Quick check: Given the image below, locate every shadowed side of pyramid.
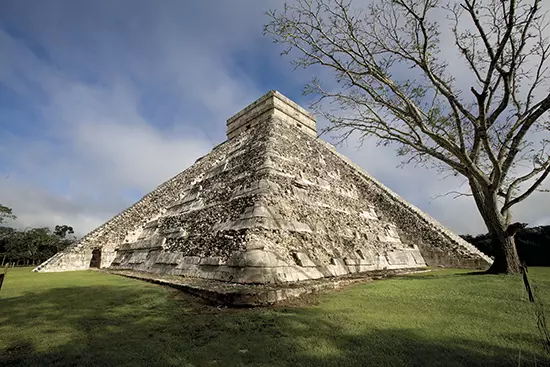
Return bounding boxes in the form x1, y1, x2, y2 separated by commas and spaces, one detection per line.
34, 90, 491, 304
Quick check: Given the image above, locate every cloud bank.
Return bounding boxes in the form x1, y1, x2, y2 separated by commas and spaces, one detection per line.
0, 0, 548, 237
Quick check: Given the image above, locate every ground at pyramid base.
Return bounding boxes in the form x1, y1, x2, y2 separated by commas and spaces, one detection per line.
35, 90, 492, 305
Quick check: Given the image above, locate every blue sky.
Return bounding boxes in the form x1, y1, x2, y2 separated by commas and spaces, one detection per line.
0, 0, 548, 236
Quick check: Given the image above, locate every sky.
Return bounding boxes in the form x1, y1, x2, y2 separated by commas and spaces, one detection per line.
0, 0, 548, 237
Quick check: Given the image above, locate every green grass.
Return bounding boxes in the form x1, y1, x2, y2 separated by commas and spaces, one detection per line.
1, 267, 549, 367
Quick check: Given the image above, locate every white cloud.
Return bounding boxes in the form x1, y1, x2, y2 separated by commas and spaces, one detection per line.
0, 1, 279, 234
286, 0, 550, 235
0, 179, 107, 234
339, 137, 550, 235
0, 0, 548, 239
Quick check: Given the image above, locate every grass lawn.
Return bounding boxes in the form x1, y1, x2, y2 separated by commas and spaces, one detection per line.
1, 267, 549, 367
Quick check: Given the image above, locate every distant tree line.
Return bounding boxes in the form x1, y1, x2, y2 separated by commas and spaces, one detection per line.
461, 226, 550, 267
0, 204, 75, 267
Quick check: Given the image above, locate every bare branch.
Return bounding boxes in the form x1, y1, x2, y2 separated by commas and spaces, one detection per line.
502, 158, 550, 212
429, 190, 473, 203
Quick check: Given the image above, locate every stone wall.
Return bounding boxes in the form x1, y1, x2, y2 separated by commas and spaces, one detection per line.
36, 90, 490, 281
226, 90, 316, 139
240, 117, 490, 270
34, 133, 249, 272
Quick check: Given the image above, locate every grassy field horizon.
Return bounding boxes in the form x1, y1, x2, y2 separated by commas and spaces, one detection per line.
1, 267, 549, 366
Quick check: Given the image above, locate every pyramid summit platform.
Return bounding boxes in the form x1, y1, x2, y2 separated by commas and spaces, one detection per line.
35, 90, 491, 304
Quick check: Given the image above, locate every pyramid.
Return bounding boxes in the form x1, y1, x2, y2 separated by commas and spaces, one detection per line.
35, 91, 491, 301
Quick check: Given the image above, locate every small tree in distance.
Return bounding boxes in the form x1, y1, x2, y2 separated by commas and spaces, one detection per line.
54, 225, 75, 239
0, 204, 16, 225
264, 0, 550, 274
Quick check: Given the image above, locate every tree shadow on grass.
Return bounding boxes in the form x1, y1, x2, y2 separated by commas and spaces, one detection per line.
1, 285, 549, 367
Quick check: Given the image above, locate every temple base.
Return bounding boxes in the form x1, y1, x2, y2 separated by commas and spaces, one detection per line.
105, 267, 429, 306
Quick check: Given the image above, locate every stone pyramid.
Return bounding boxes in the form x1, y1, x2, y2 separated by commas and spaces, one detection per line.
35, 91, 490, 289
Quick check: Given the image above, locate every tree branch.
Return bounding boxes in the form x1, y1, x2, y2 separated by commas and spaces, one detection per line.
502, 159, 550, 212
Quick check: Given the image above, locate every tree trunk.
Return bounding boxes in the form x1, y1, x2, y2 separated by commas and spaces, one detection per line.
469, 178, 521, 274
487, 234, 521, 274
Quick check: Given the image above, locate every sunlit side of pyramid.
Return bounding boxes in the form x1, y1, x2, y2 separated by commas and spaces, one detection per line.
35, 91, 491, 285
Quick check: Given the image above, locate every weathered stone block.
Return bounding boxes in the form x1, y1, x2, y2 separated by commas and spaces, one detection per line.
199, 257, 225, 266
330, 258, 346, 267
128, 251, 149, 264
344, 257, 373, 266
155, 252, 181, 265
120, 237, 165, 251
292, 221, 312, 233
359, 206, 378, 220
230, 267, 278, 283
162, 227, 187, 239
227, 250, 285, 268
386, 251, 412, 266
292, 252, 316, 267
143, 220, 159, 229
180, 256, 201, 265
410, 248, 426, 265
322, 264, 349, 277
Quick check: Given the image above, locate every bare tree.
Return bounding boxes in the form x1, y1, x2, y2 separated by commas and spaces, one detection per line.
264, 0, 550, 274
